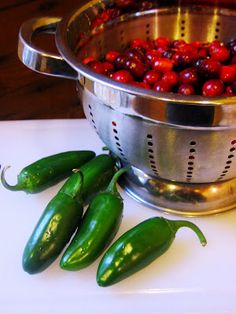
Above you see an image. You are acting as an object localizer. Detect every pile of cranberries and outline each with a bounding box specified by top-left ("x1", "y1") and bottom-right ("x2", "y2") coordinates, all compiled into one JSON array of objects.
[{"x1": 82, "y1": 37, "x2": 236, "y2": 97}]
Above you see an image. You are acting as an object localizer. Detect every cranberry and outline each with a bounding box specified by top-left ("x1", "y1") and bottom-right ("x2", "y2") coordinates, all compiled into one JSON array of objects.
[
  {"x1": 153, "y1": 80, "x2": 172, "y2": 93},
  {"x1": 88, "y1": 61, "x2": 105, "y2": 74},
  {"x1": 227, "y1": 39, "x2": 236, "y2": 55},
  {"x1": 198, "y1": 47, "x2": 209, "y2": 59},
  {"x1": 143, "y1": 70, "x2": 162, "y2": 86},
  {"x1": 172, "y1": 39, "x2": 186, "y2": 49},
  {"x1": 178, "y1": 84, "x2": 195, "y2": 95},
  {"x1": 111, "y1": 70, "x2": 134, "y2": 83},
  {"x1": 105, "y1": 50, "x2": 120, "y2": 63},
  {"x1": 82, "y1": 56, "x2": 95, "y2": 65},
  {"x1": 125, "y1": 48, "x2": 145, "y2": 63},
  {"x1": 196, "y1": 58, "x2": 221, "y2": 79},
  {"x1": 202, "y1": 79, "x2": 224, "y2": 96},
  {"x1": 232, "y1": 55, "x2": 236, "y2": 64},
  {"x1": 210, "y1": 45, "x2": 230, "y2": 62},
  {"x1": 172, "y1": 50, "x2": 197, "y2": 68},
  {"x1": 179, "y1": 67, "x2": 199, "y2": 85},
  {"x1": 152, "y1": 57, "x2": 173, "y2": 73},
  {"x1": 220, "y1": 65, "x2": 236, "y2": 83},
  {"x1": 125, "y1": 57, "x2": 145, "y2": 79},
  {"x1": 162, "y1": 71, "x2": 179, "y2": 86},
  {"x1": 154, "y1": 36, "x2": 171, "y2": 48},
  {"x1": 102, "y1": 61, "x2": 115, "y2": 74},
  {"x1": 225, "y1": 85, "x2": 234, "y2": 96},
  {"x1": 146, "y1": 49, "x2": 160, "y2": 64},
  {"x1": 130, "y1": 38, "x2": 152, "y2": 51},
  {"x1": 129, "y1": 81, "x2": 150, "y2": 89},
  {"x1": 231, "y1": 81, "x2": 236, "y2": 94},
  {"x1": 115, "y1": 0, "x2": 136, "y2": 8},
  {"x1": 114, "y1": 54, "x2": 128, "y2": 69}
]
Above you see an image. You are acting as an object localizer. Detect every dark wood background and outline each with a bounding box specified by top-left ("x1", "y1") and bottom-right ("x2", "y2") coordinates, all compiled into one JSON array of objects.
[
  {"x1": 0, "y1": 0, "x2": 86, "y2": 120},
  {"x1": 1, "y1": 0, "x2": 235, "y2": 120}
]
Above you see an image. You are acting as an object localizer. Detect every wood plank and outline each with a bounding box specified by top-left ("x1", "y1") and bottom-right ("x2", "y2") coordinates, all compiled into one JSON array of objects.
[{"x1": 0, "y1": 0, "x2": 84, "y2": 120}]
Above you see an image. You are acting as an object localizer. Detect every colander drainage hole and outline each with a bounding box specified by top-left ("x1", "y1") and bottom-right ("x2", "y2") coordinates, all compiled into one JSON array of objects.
[
  {"x1": 147, "y1": 134, "x2": 158, "y2": 176},
  {"x1": 111, "y1": 121, "x2": 127, "y2": 161},
  {"x1": 88, "y1": 104, "x2": 97, "y2": 131},
  {"x1": 186, "y1": 140, "x2": 196, "y2": 182},
  {"x1": 217, "y1": 139, "x2": 236, "y2": 181}
]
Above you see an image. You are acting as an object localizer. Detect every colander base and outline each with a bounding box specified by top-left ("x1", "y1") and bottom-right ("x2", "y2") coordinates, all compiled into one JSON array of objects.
[{"x1": 119, "y1": 165, "x2": 236, "y2": 217}]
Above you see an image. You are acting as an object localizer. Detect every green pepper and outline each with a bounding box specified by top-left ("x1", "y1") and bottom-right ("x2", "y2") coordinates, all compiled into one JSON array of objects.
[
  {"x1": 79, "y1": 154, "x2": 117, "y2": 203},
  {"x1": 22, "y1": 170, "x2": 84, "y2": 274},
  {"x1": 60, "y1": 166, "x2": 129, "y2": 271},
  {"x1": 1, "y1": 150, "x2": 95, "y2": 193},
  {"x1": 96, "y1": 217, "x2": 207, "y2": 287}
]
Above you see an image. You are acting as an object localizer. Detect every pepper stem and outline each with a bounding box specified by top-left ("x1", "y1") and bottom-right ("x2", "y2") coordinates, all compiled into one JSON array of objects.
[
  {"x1": 59, "y1": 169, "x2": 83, "y2": 199},
  {"x1": 166, "y1": 219, "x2": 207, "y2": 247},
  {"x1": 106, "y1": 166, "x2": 130, "y2": 194},
  {"x1": 1, "y1": 166, "x2": 22, "y2": 191}
]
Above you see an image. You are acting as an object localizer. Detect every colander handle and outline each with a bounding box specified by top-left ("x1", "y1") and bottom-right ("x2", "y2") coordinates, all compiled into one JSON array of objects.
[{"x1": 18, "y1": 17, "x2": 77, "y2": 80}]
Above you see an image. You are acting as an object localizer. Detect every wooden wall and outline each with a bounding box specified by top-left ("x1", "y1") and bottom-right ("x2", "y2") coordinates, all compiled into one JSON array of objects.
[{"x1": 0, "y1": 0, "x2": 85, "y2": 120}]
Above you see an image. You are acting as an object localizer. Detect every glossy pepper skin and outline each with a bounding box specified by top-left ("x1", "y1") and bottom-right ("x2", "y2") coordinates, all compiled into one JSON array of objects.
[
  {"x1": 97, "y1": 217, "x2": 207, "y2": 287},
  {"x1": 1, "y1": 150, "x2": 95, "y2": 193},
  {"x1": 22, "y1": 170, "x2": 84, "y2": 274},
  {"x1": 60, "y1": 167, "x2": 129, "y2": 271},
  {"x1": 78, "y1": 154, "x2": 116, "y2": 203}
]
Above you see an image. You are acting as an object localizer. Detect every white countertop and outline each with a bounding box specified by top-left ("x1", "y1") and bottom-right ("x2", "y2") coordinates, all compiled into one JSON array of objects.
[{"x1": 0, "y1": 119, "x2": 236, "y2": 314}]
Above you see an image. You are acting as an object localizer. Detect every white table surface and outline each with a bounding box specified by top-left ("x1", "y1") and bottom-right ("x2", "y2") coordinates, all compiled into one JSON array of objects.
[{"x1": 0, "y1": 119, "x2": 236, "y2": 314}]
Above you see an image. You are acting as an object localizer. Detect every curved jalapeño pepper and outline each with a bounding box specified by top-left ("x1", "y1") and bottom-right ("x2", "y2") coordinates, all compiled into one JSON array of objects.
[
  {"x1": 60, "y1": 167, "x2": 129, "y2": 271},
  {"x1": 1, "y1": 150, "x2": 95, "y2": 193},
  {"x1": 97, "y1": 217, "x2": 207, "y2": 286},
  {"x1": 22, "y1": 170, "x2": 84, "y2": 274}
]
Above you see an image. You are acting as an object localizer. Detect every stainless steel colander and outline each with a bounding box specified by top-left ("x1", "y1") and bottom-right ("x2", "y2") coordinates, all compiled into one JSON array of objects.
[{"x1": 18, "y1": 0, "x2": 236, "y2": 215}]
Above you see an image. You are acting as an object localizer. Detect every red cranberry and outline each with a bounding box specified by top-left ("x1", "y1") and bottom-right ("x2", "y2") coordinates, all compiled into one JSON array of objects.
[
  {"x1": 129, "y1": 81, "x2": 150, "y2": 89},
  {"x1": 154, "y1": 36, "x2": 171, "y2": 48},
  {"x1": 178, "y1": 84, "x2": 195, "y2": 95},
  {"x1": 225, "y1": 85, "x2": 234, "y2": 96},
  {"x1": 210, "y1": 45, "x2": 230, "y2": 62},
  {"x1": 202, "y1": 79, "x2": 224, "y2": 96},
  {"x1": 196, "y1": 58, "x2": 221, "y2": 79},
  {"x1": 153, "y1": 80, "x2": 172, "y2": 92},
  {"x1": 105, "y1": 50, "x2": 120, "y2": 63},
  {"x1": 179, "y1": 67, "x2": 199, "y2": 85},
  {"x1": 130, "y1": 38, "x2": 152, "y2": 51},
  {"x1": 152, "y1": 57, "x2": 173, "y2": 73},
  {"x1": 114, "y1": 54, "x2": 128, "y2": 69},
  {"x1": 82, "y1": 56, "x2": 95, "y2": 65},
  {"x1": 162, "y1": 71, "x2": 179, "y2": 86},
  {"x1": 125, "y1": 57, "x2": 145, "y2": 79},
  {"x1": 111, "y1": 70, "x2": 134, "y2": 83},
  {"x1": 198, "y1": 47, "x2": 209, "y2": 59},
  {"x1": 125, "y1": 48, "x2": 145, "y2": 63},
  {"x1": 102, "y1": 61, "x2": 115, "y2": 74},
  {"x1": 143, "y1": 70, "x2": 162, "y2": 86},
  {"x1": 88, "y1": 61, "x2": 105, "y2": 74},
  {"x1": 146, "y1": 49, "x2": 160, "y2": 64},
  {"x1": 172, "y1": 50, "x2": 197, "y2": 68},
  {"x1": 220, "y1": 65, "x2": 236, "y2": 83},
  {"x1": 172, "y1": 39, "x2": 186, "y2": 49},
  {"x1": 115, "y1": 0, "x2": 135, "y2": 8},
  {"x1": 231, "y1": 81, "x2": 236, "y2": 94},
  {"x1": 227, "y1": 39, "x2": 236, "y2": 55},
  {"x1": 232, "y1": 55, "x2": 236, "y2": 64}
]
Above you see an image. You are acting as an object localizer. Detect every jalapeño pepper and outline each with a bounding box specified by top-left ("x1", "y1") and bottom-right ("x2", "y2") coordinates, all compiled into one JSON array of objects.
[
  {"x1": 22, "y1": 153, "x2": 116, "y2": 274},
  {"x1": 97, "y1": 217, "x2": 207, "y2": 286},
  {"x1": 1, "y1": 150, "x2": 95, "y2": 193},
  {"x1": 78, "y1": 154, "x2": 117, "y2": 203},
  {"x1": 22, "y1": 170, "x2": 84, "y2": 274},
  {"x1": 60, "y1": 167, "x2": 129, "y2": 271}
]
